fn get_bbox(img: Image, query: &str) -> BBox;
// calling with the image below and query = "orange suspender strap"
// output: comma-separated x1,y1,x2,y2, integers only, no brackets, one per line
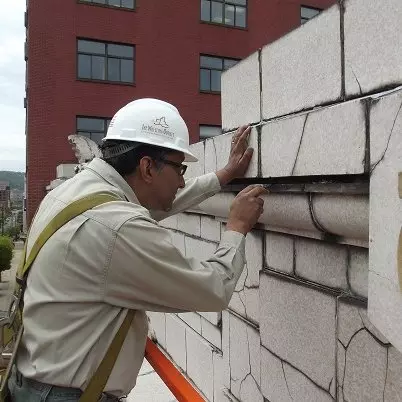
145,338,205,402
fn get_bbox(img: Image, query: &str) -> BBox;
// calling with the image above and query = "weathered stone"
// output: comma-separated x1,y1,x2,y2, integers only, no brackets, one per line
344,0,402,96
200,216,221,242
343,330,387,402
165,314,186,371
295,237,348,289
261,5,341,119
384,347,402,401
222,51,261,131
265,232,294,274
260,273,336,389
185,141,205,179
349,247,368,298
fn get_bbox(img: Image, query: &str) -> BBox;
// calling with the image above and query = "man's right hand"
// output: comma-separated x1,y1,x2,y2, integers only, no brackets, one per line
226,185,269,235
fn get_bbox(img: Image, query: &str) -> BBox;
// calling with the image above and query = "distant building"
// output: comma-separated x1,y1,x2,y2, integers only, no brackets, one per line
0,181,11,211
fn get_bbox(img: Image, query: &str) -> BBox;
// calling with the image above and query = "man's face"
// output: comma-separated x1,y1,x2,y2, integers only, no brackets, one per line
152,152,186,211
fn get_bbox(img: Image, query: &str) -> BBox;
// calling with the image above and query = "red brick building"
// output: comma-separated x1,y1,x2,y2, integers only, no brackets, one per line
25,0,334,223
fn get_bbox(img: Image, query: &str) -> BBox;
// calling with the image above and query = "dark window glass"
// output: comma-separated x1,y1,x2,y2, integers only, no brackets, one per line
225,4,235,25
200,69,210,91
91,56,105,80
211,1,223,23
201,0,247,28
201,0,211,21
80,0,135,9
108,58,120,81
200,55,239,93
301,6,321,24
78,54,91,79
76,117,110,145
120,59,134,83
77,39,134,83
211,70,221,92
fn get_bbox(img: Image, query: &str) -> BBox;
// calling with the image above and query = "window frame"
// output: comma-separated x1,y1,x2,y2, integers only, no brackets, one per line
77,38,135,85
200,0,248,29
199,54,240,94
300,5,322,24
76,116,112,145
77,0,136,11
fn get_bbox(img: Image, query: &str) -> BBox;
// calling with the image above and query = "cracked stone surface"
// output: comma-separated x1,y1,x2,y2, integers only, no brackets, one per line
344,0,402,96
384,347,402,401
177,312,201,333
265,232,294,274
261,5,341,119
348,247,368,298
260,346,292,402
165,314,186,371
204,129,259,178
260,114,306,177
293,100,366,176
337,341,346,387
221,51,261,131
260,273,336,390
230,231,262,323
186,141,204,179
295,237,348,290
201,216,221,242
177,213,201,237
185,327,214,401
283,363,333,402
201,316,221,349
338,301,389,347
368,88,402,351
214,351,231,402
343,330,387,402
147,312,166,349
239,374,263,402
229,313,261,400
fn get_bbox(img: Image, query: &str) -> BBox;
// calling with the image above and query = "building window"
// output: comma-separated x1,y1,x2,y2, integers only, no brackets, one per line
200,55,239,93
76,116,111,144
201,0,247,28
301,6,321,24
77,39,135,83
200,125,221,140
79,0,135,10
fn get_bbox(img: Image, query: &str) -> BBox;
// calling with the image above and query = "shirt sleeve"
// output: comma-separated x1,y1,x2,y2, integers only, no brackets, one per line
149,172,221,221
104,217,245,312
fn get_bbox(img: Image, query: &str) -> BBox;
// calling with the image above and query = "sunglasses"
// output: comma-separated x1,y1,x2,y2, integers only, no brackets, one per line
156,158,187,176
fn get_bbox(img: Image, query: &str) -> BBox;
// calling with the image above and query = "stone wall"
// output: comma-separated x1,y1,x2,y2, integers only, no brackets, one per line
148,0,402,400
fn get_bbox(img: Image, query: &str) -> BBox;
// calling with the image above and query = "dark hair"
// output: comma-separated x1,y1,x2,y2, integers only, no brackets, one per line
100,140,170,177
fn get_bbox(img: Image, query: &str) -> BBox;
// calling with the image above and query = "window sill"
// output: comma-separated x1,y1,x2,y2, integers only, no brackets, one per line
199,20,248,31
200,90,221,95
77,1,136,12
77,78,135,86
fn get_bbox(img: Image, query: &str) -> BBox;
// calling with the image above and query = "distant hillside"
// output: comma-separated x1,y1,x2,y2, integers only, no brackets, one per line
0,171,24,191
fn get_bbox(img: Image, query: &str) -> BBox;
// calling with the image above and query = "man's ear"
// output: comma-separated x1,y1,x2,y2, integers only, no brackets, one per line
139,156,154,184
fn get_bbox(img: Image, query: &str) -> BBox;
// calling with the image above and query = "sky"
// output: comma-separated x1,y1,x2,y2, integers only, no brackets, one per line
0,1,26,172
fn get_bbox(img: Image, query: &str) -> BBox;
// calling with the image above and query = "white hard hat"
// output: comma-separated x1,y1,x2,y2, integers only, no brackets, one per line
104,98,198,162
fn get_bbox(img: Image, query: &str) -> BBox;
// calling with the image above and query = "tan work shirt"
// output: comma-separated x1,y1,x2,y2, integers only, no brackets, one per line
17,158,246,396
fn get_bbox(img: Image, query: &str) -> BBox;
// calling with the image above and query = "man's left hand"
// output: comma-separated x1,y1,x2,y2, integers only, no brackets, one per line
216,125,254,186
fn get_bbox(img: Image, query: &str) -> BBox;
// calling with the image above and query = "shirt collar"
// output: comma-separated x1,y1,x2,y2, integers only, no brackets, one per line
84,158,139,204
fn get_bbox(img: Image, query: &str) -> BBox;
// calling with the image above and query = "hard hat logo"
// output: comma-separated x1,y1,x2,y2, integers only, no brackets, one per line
141,122,175,139
154,117,169,129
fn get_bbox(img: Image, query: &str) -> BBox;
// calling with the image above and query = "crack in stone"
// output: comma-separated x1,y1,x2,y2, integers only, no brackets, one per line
292,237,296,275
383,347,389,402
345,327,366,349
239,290,247,318
212,138,218,171
281,361,293,401
328,376,334,393
350,66,363,96
357,309,390,347
261,345,332,395
345,247,352,293
370,99,402,174
290,113,309,175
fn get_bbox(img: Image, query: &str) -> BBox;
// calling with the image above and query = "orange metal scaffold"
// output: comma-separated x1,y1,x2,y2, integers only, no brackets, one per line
145,338,205,402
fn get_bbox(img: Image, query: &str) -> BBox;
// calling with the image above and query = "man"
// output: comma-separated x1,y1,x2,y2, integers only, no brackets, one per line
9,98,266,401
